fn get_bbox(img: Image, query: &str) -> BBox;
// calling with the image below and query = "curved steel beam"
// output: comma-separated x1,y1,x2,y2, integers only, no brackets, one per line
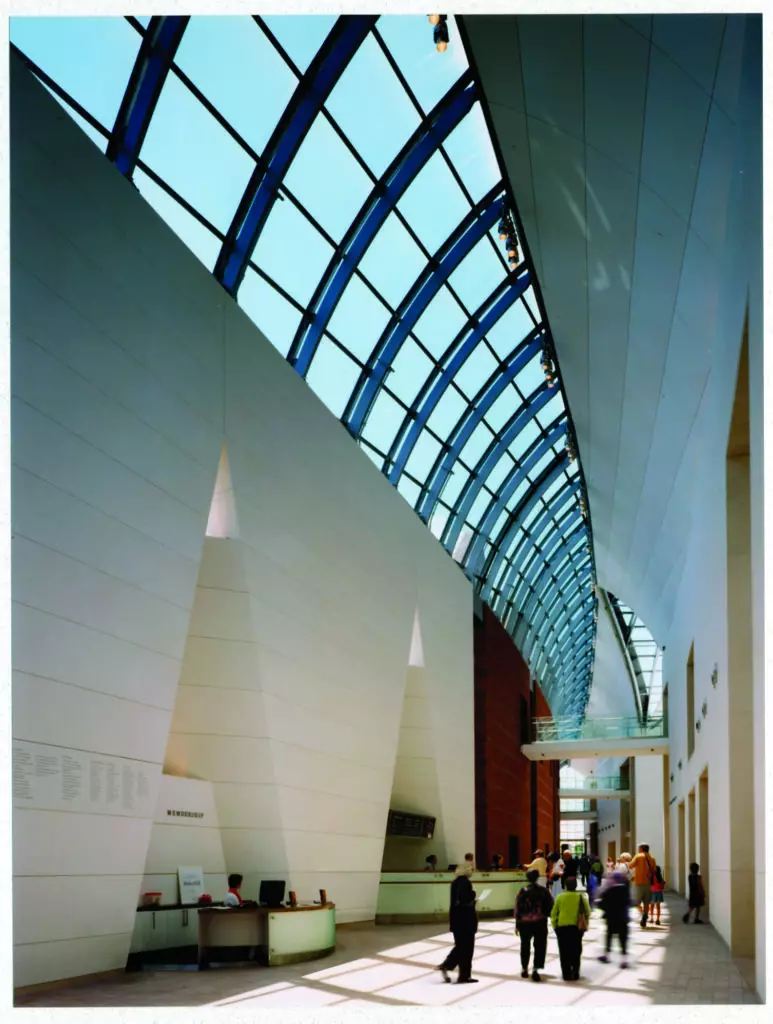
478,452,569,601
476,472,579,601
416,331,544,522
506,516,587,616
445,407,565,558
527,582,593,670
515,540,590,650
385,268,531,483
290,70,477,376
216,15,376,294
344,184,503,436
108,16,189,177
533,612,593,691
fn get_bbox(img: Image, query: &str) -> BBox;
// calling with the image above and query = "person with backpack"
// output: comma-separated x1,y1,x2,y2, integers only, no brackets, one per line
550,877,590,981
629,843,657,928
649,865,666,925
437,872,479,983
515,869,554,982
597,870,631,968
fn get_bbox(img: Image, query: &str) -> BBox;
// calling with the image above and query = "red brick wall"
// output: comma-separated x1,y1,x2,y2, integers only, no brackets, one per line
473,605,559,867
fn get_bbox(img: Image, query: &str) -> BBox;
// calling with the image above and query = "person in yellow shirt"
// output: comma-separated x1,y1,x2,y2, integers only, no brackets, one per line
550,878,590,981
629,843,657,928
524,849,548,887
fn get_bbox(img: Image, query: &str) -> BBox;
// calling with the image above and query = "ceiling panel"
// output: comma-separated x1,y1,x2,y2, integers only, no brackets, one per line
639,48,712,223
526,117,589,437
713,15,746,122
494,99,544,282
689,102,738,262
651,14,726,95
583,15,649,176
518,15,584,141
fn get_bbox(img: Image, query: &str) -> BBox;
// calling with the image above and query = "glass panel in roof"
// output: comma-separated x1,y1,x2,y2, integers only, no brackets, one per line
327,276,391,364
359,211,427,307
398,475,421,506
527,449,556,486
533,391,566,433
466,489,493,531
133,169,221,272
142,75,255,234
515,353,545,398
284,115,373,243
429,506,449,541
486,387,521,435
305,341,361,419
174,17,296,158
459,421,494,469
397,151,471,256
251,196,334,307
413,288,470,360
484,451,515,495
376,15,468,115
448,237,506,314
260,14,337,74
455,344,499,399
438,467,469,509
486,299,539,360
427,386,467,439
509,419,541,463
389,339,436,407
404,429,443,483
361,389,405,457
521,284,541,323
326,33,421,179
238,268,303,356
11,16,140,130
360,443,383,471
442,103,502,203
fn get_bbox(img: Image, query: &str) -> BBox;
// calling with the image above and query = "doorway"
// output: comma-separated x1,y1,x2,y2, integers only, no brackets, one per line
607,840,616,863
508,835,520,869
688,789,696,871
699,769,710,917
678,801,686,895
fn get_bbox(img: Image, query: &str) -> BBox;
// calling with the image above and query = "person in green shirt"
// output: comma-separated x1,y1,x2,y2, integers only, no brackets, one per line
550,877,590,981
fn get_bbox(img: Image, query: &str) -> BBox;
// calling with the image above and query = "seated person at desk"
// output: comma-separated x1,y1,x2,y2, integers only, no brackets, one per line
223,873,244,906
425,854,439,871
490,853,504,871
455,852,475,876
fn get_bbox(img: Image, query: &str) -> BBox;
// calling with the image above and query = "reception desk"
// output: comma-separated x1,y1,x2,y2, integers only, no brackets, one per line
376,871,527,924
198,904,336,967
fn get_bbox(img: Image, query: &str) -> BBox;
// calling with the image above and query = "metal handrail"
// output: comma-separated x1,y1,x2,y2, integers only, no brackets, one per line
558,775,629,791
532,715,667,743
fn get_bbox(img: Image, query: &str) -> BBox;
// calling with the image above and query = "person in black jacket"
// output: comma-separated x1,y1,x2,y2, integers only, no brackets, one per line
437,873,478,984
515,870,554,981
562,849,577,889
597,871,631,968
579,853,590,888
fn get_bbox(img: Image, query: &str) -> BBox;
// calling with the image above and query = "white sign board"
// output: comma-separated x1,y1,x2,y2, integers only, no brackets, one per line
178,865,206,905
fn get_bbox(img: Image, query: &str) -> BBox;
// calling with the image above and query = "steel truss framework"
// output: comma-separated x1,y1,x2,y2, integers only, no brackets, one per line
13,13,600,715
606,592,663,721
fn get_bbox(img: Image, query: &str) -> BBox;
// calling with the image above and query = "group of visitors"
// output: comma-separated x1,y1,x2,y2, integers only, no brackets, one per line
437,842,707,985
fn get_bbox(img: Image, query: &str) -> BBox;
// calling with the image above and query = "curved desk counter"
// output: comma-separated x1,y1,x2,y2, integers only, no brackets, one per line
198,903,336,967
376,871,527,924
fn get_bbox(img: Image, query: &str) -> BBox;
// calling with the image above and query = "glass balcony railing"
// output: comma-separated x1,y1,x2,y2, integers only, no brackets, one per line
531,715,668,743
558,775,630,792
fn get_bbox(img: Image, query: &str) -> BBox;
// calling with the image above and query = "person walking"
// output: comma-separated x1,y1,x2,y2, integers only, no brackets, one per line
549,851,565,899
579,853,590,889
650,865,666,925
629,843,657,928
438,872,479,983
550,877,590,981
683,862,706,924
597,870,630,968
515,869,554,982
562,848,577,889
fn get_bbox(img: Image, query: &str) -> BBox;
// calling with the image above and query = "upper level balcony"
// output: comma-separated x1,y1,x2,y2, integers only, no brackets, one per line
558,774,632,799
521,715,668,761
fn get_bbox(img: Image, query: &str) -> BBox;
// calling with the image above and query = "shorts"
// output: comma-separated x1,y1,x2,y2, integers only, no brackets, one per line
632,883,653,904
651,892,663,904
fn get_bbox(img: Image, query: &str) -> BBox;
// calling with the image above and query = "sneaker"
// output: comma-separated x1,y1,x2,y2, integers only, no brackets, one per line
621,961,629,969
597,955,610,964
532,970,541,982
682,913,690,923
456,978,479,984
521,969,529,978
694,919,704,924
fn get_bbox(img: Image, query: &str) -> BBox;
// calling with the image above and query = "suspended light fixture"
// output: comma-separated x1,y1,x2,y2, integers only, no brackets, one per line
433,15,449,52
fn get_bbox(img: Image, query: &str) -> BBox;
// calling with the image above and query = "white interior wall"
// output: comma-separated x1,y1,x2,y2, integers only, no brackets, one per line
633,756,665,868
596,800,623,861
585,604,638,719
660,16,763,988
11,56,476,986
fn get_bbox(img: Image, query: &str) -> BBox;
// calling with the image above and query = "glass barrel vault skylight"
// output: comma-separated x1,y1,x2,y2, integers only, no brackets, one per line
11,13,598,717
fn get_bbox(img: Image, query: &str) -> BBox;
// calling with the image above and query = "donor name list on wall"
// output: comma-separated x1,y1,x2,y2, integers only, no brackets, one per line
12,739,158,817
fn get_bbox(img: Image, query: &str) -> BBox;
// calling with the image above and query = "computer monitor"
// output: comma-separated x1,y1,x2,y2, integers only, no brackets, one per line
259,879,286,908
